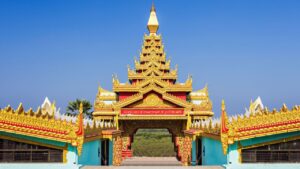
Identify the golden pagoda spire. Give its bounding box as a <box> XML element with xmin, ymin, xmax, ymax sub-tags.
<box><xmin>147</xmin><ymin>2</ymin><xmax>159</xmax><ymax>34</ymax></box>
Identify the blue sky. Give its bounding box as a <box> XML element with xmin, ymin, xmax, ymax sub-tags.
<box><xmin>0</xmin><ymin>0</ymin><xmax>300</xmax><ymax>117</ymax></box>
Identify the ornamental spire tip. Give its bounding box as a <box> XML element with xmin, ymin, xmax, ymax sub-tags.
<box><xmin>151</xmin><ymin>1</ymin><xmax>156</xmax><ymax>12</ymax></box>
<box><xmin>147</xmin><ymin>2</ymin><xmax>159</xmax><ymax>34</ymax></box>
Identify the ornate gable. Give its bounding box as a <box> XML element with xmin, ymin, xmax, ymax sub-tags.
<box><xmin>93</xmin><ymin>5</ymin><xmax>213</xmax><ymax>121</ymax></box>
<box><xmin>126</xmin><ymin>93</ymin><xmax>182</xmax><ymax>108</ymax></box>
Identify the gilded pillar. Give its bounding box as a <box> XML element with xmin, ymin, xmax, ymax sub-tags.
<box><xmin>181</xmin><ymin>135</ymin><xmax>192</xmax><ymax>166</ymax></box>
<box><xmin>175</xmin><ymin>135</ymin><xmax>184</xmax><ymax>160</ymax></box>
<box><xmin>113</xmin><ymin>136</ymin><xmax>123</xmax><ymax>166</ymax></box>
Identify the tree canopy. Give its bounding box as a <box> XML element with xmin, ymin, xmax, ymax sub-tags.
<box><xmin>66</xmin><ymin>99</ymin><xmax>93</xmax><ymax>119</ymax></box>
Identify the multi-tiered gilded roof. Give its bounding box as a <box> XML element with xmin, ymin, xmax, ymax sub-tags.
<box><xmin>93</xmin><ymin>5</ymin><xmax>213</xmax><ymax>122</ymax></box>
<box><xmin>0</xmin><ymin>98</ymin><xmax>117</xmax><ymax>156</ymax></box>
<box><xmin>220</xmin><ymin>100</ymin><xmax>300</xmax><ymax>154</ymax></box>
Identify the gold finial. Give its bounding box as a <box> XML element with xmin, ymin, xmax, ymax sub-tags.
<box><xmin>147</xmin><ymin>2</ymin><xmax>159</xmax><ymax>34</ymax></box>
<box><xmin>151</xmin><ymin>1</ymin><xmax>156</xmax><ymax>12</ymax></box>
<box><xmin>281</xmin><ymin>103</ymin><xmax>288</xmax><ymax>112</ymax></box>
<box><xmin>76</xmin><ymin>102</ymin><xmax>84</xmax><ymax>156</ymax></box>
<box><xmin>79</xmin><ymin>102</ymin><xmax>83</xmax><ymax>115</ymax></box>
<box><xmin>204</xmin><ymin>83</ymin><xmax>209</xmax><ymax>96</ymax></box>
<box><xmin>51</xmin><ymin>102</ymin><xmax>56</xmax><ymax>117</ymax></box>
<box><xmin>221</xmin><ymin>100</ymin><xmax>226</xmax><ymax>112</ymax></box>
<box><xmin>17</xmin><ymin>103</ymin><xmax>24</xmax><ymax>114</ymax></box>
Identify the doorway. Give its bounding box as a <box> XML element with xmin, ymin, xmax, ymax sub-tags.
<box><xmin>197</xmin><ymin>138</ymin><xmax>202</xmax><ymax>165</ymax></box>
<box><xmin>100</xmin><ymin>139</ymin><xmax>109</xmax><ymax>166</ymax></box>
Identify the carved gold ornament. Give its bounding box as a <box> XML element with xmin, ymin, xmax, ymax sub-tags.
<box><xmin>220</xmin><ymin>101</ymin><xmax>300</xmax><ymax>155</ymax></box>
<box><xmin>0</xmin><ymin>103</ymin><xmax>85</xmax><ymax>156</ymax></box>
<box><xmin>144</xmin><ymin>93</ymin><xmax>162</xmax><ymax>106</ymax></box>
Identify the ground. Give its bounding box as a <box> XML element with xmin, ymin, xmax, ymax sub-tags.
<box><xmin>121</xmin><ymin>157</ymin><xmax>181</xmax><ymax>166</ymax></box>
<box><xmin>81</xmin><ymin>157</ymin><xmax>224</xmax><ymax>169</ymax></box>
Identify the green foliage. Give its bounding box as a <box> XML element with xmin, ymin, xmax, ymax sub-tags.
<box><xmin>132</xmin><ymin>129</ymin><xmax>176</xmax><ymax>157</ymax></box>
<box><xmin>66</xmin><ymin>99</ymin><xmax>93</xmax><ymax>119</ymax></box>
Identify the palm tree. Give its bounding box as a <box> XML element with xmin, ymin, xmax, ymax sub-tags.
<box><xmin>66</xmin><ymin>99</ymin><xmax>93</xmax><ymax>119</ymax></box>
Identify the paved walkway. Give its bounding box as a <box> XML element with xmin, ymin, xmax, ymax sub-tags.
<box><xmin>81</xmin><ymin>157</ymin><xmax>224</xmax><ymax>169</ymax></box>
<box><xmin>121</xmin><ymin>157</ymin><xmax>182</xmax><ymax>166</ymax></box>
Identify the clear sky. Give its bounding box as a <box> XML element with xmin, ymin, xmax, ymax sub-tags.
<box><xmin>0</xmin><ymin>0</ymin><xmax>300</xmax><ymax>117</ymax></box>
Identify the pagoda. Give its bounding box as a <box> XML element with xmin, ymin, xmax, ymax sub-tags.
<box><xmin>93</xmin><ymin>4</ymin><xmax>213</xmax><ymax>165</ymax></box>
<box><xmin>94</xmin><ymin>4</ymin><xmax>213</xmax><ymax>123</ymax></box>
<box><xmin>1</xmin><ymin>3</ymin><xmax>300</xmax><ymax>168</ymax></box>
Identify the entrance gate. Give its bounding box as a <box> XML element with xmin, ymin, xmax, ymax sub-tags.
<box><xmin>120</xmin><ymin>120</ymin><xmax>185</xmax><ymax>161</ymax></box>
<box><xmin>93</xmin><ymin>4</ymin><xmax>214</xmax><ymax>166</ymax></box>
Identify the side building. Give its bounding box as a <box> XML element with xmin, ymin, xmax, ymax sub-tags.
<box><xmin>221</xmin><ymin>100</ymin><xmax>300</xmax><ymax>169</ymax></box>
<box><xmin>0</xmin><ymin>98</ymin><xmax>118</xmax><ymax>168</ymax></box>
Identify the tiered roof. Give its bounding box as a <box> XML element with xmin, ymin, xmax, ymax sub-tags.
<box><xmin>0</xmin><ymin>103</ymin><xmax>84</xmax><ymax>154</ymax></box>
<box><xmin>126</xmin><ymin>34</ymin><xmax>177</xmax><ymax>81</ymax></box>
<box><xmin>0</xmin><ymin>99</ymin><xmax>117</xmax><ymax>155</ymax></box>
<box><xmin>94</xmin><ymin>5</ymin><xmax>213</xmax><ymax>121</ymax></box>
<box><xmin>221</xmin><ymin>100</ymin><xmax>300</xmax><ymax>154</ymax></box>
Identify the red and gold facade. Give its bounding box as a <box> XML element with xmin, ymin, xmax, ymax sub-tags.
<box><xmin>2</xmin><ymin>4</ymin><xmax>299</xmax><ymax>168</ymax></box>
<box><xmin>0</xmin><ymin>100</ymin><xmax>117</xmax><ymax>166</ymax></box>
<box><xmin>93</xmin><ymin>5</ymin><xmax>213</xmax><ymax>166</ymax></box>
<box><xmin>0</xmin><ymin>103</ymin><xmax>84</xmax><ymax>156</ymax></box>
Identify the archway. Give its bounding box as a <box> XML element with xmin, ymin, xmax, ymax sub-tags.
<box><xmin>119</xmin><ymin>120</ymin><xmax>190</xmax><ymax>165</ymax></box>
<box><xmin>121</xmin><ymin>128</ymin><xmax>182</xmax><ymax>166</ymax></box>
<box><xmin>132</xmin><ymin>129</ymin><xmax>175</xmax><ymax>157</ymax></box>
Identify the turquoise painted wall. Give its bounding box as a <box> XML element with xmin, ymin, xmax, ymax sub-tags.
<box><xmin>78</xmin><ymin>140</ymin><xmax>101</xmax><ymax>165</ymax></box>
<box><xmin>0</xmin><ymin>131</ymin><xmax>79</xmax><ymax>168</ymax></box>
<box><xmin>227</xmin><ymin>142</ymin><xmax>239</xmax><ymax>165</ymax></box>
<box><xmin>228</xmin><ymin>131</ymin><xmax>300</xmax><ymax>165</ymax></box>
<box><xmin>67</xmin><ymin>144</ymin><xmax>78</xmax><ymax>165</ymax></box>
<box><xmin>226</xmin><ymin>131</ymin><xmax>300</xmax><ymax>169</ymax></box>
<box><xmin>240</xmin><ymin>131</ymin><xmax>300</xmax><ymax>148</ymax></box>
<box><xmin>202</xmin><ymin>137</ymin><xmax>227</xmax><ymax>165</ymax></box>
<box><xmin>0</xmin><ymin>131</ymin><xmax>66</xmax><ymax>147</ymax></box>
<box><xmin>108</xmin><ymin>140</ymin><xmax>113</xmax><ymax>165</ymax></box>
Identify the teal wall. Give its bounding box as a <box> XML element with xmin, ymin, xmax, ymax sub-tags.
<box><xmin>78</xmin><ymin>140</ymin><xmax>101</xmax><ymax>165</ymax></box>
<box><xmin>239</xmin><ymin>131</ymin><xmax>300</xmax><ymax>148</ymax></box>
<box><xmin>67</xmin><ymin>144</ymin><xmax>78</xmax><ymax>165</ymax></box>
<box><xmin>0</xmin><ymin>131</ymin><xmax>79</xmax><ymax>168</ymax></box>
<box><xmin>108</xmin><ymin>140</ymin><xmax>113</xmax><ymax>165</ymax></box>
<box><xmin>202</xmin><ymin>137</ymin><xmax>227</xmax><ymax>165</ymax></box>
<box><xmin>227</xmin><ymin>131</ymin><xmax>300</xmax><ymax>169</ymax></box>
<box><xmin>228</xmin><ymin>131</ymin><xmax>300</xmax><ymax>165</ymax></box>
<box><xmin>0</xmin><ymin>131</ymin><xmax>66</xmax><ymax>147</ymax></box>
<box><xmin>227</xmin><ymin>142</ymin><xmax>239</xmax><ymax>165</ymax></box>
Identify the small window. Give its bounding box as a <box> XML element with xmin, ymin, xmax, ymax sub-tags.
<box><xmin>0</xmin><ymin>139</ymin><xmax>63</xmax><ymax>163</ymax></box>
<box><xmin>241</xmin><ymin>139</ymin><xmax>300</xmax><ymax>163</ymax></box>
